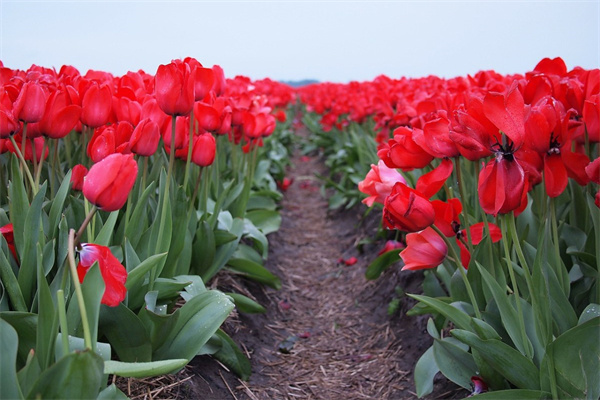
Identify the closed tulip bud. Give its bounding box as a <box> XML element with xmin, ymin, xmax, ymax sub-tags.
<box><xmin>400</xmin><ymin>227</ymin><xmax>447</xmax><ymax>271</ymax></box>
<box><xmin>87</xmin><ymin>125</ymin><xmax>116</xmax><ymax>163</ymax></box>
<box><xmin>81</xmin><ymin>82</ymin><xmax>112</xmax><ymax>128</ymax></box>
<box><xmin>82</xmin><ymin>153</ymin><xmax>138</xmax><ymax>212</ymax></box>
<box><xmin>155</xmin><ymin>61</ymin><xmax>194</xmax><ymax>116</ymax></box>
<box><xmin>191</xmin><ymin>132</ymin><xmax>216</xmax><ymax>166</ymax></box>
<box><xmin>128</xmin><ymin>118</ymin><xmax>160</xmax><ymax>156</ymax></box>
<box><xmin>70</xmin><ymin>164</ymin><xmax>88</xmax><ymax>191</ymax></box>
<box><xmin>13</xmin><ymin>81</ymin><xmax>47</xmax><ymax>123</ymax></box>
<box><xmin>77</xmin><ymin>243</ymin><xmax>127</xmax><ymax>307</ymax></box>
<box><xmin>383</xmin><ymin>183</ymin><xmax>435</xmax><ymax>233</ymax></box>
<box><xmin>37</xmin><ymin>88</ymin><xmax>81</xmax><ymax>139</ymax></box>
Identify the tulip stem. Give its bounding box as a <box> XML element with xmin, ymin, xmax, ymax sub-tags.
<box><xmin>34</xmin><ymin>139</ymin><xmax>48</xmax><ymax>195</ymax></box>
<box><xmin>68</xmin><ymin>229</ymin><xmax>93</xmax><ymax>350</ymax></box>
<box><xmin>8</xmin><ymin>135</ymin><xmax>36</xmax><ymax>192</ymax></box>
<box><xmin>57</xmin><ymin>289</ymin><xmax>70</xmax><ymax>356</ymax></box>
<box><xmin>500</xmin><ymin>215</ymin><xmax>532</xmax><ymax>359</ymax></box>
<box><xmin>74</xmin><ymin>205</ymin><xmax>98</xmax><ymax>249</ymax></box>
<box><xmin>188</xmin><ymin>167</ymin><xmax>204</xmax><ymax>217</ymax></box>
<box><xmin>183</xmin><ymin>110</ymin><xmax>195</xmax><ymax>189</ymax></box>
<box><xmin>431</xmin><ymin>224</ymin><xmax>482</xmax><ymax>319</ymax></box>
<box><xmin>454</xmin><ymin>157</ymin><xmax>473</xmax><ymax>256</ymax></box>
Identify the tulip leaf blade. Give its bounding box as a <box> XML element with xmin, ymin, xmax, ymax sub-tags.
<box><xmin>98</xmin><ymin>303</ymin><xmax>152</xmax><ymax>362</ymax></box>
<box><xmin>226</xmin><ymin>257</ymin><xmax>281</xmax><ymax>290</ymax></box>
<box><xmin>365</xmin><ymin>250</ymin><xmax>401</xmax><ymax>280</ymax></box>
<box><xmin>104</xmin><ymin>358</ymin><xmax>188</xmax><ymax>378</ymax></box>
<box><xmin>48</xmin><ymin>170</ymin><xmax>72</xmax><ymax>240</ymax></box>
<box><xmin>0</xmin><ymin>318</ymin><xmax>24</xmax><ymax>400</ymax></box>
<box><xmin>407</xmin><ymin>294</ymin><xmax>473</xmax><ymax>331</ymax></box>
<box><xmin>414</xmin><ymin>345</ymin><xmax>438</xmax><ymax>398</ymax></box>
<box><xmin>433</xmin><ymin>337</ymin><xmax>477</xmax><ymax>389</ymax></box>
<box><xmin>469</xmin><ymin>389</ymin><xmax>551</xmax><ymax>399</ymax></box>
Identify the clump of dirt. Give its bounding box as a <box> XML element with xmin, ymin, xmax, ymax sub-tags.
<box><xmin>121</xmin><ymin>126</ymin><xmax>467</xmax><ymax>399</ymax></box>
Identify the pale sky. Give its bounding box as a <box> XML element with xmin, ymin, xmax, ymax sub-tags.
<box><xmin>1</xmin><ymin>1</ymin><xmax>599</xmax><ymax>82</ymax></box>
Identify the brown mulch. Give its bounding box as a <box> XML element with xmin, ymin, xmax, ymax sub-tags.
<box><xmin>117</xmin><ymin>126</ymin><xmax>468</xmax><ymax>399</ymax></box>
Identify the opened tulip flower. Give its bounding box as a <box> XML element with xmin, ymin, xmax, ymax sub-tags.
<box><xmin>358</xmin><ymin>160</ymin><xmax>406</xmax><ymax>207</ymax></box>
<box><xmin>77</xmin><ymin>243</ymin><xmax>127</xmax><ymax>307</ymax></box>
<box><xmin>400</xmin><ymin>227</ymin><xmax>447</xmax><ymax>271</ymax></box>
<box><xmin>82</xmin><ymin>153</ymin><xmax>138</xmax><ymax>211</ymax></box>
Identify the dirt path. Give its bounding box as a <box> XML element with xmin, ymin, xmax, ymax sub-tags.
<box><xmin>184</xmin><ymin>127</ymin><xmax>467</xmax><ymax>399</ymax></box>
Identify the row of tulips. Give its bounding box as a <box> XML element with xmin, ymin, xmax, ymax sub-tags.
<box><xmin>300</xmin><ymin>57</ymin><xmax>599</xmax><ymax>399</ymax></box>
<box><xmin>0</xmin><ymin>59</ymin><xmax>296</xmax><ymax>398</ymax></box>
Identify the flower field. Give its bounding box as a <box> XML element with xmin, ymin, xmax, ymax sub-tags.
<box><xmin>0</xmin><ymin>56</ymin><xmax>598</xmax><ymax>399</ymax></box>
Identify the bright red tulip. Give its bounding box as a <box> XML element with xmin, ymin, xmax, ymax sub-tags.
<box><xmin>82</xmin><ymin>153</ymin><xmax>138</xmax><ymax>212</ymax></box>
<box><xmin>586</xmin><ymin>157</ymin><xmax>600</xmax><ymax>184</ymax></box>
<box><xmin>400</xmin><ymin>227</ymin><xmax>447</xmax><ymax>271</ymax></box>
<box><xmin>378</xmin><ymin>126</ymin><xmax>434</xmax><ymax>171</ymax></box>
<box><xmin>383</xmin><ymin>183</ymin><xmax>435</xmax><ymax>232</ymax></box>
<box><xmin>154</xmin><ymin>61</ymin><xmax>194</xmax><ymax>116</ymax></box>
<box><xmin>211</xmin><ymin>65</ymin><xmax>226</xmax><ymax>97</ymax></box>
<box><xmin>431</xmin><ymin>198</ymin><xmax>462</xmax><ymax>238</ymax></box>
<box><xmin>77</xmin><ymin>243</ymin><xmax>127</xmax><ymax>307</ymax></box>
<box><xmin>88</xmin><ymin>125</ymin><xmax>116</xmax><ymax>163</ymax></box>
<box><xmin>415</xmin><ymin>158</ymin><xmax>454</xmax><ymax>199</ymax></box>
<box><xmin>194</xmin><ymin>102</ymin><xmax>221</xmax><ymax>132</ymax></box>
<box><xmin>0</xmin><ymin>88</ymin><xmax>20</xmax><ymax>138</ymax></box>
<box><xmin>0</xmin><ymin>223</ymin><xmax>18</xmax><ymax>262</ymax></box>
<box><xmin>5</xmin><ymin>134</ymin><xmax>48</xmax><ymax>162</ymax></box>
<box><xmin>191</xmin><ymin>132</ymin><xmax>216</xmax><ymax>166</ymax></box>
<box><xmin>478</xmin><ymin>154</ymin><xmax>527</xmax><ymax>216</ymax></box>
<box><xmin>81</xmin><ymin>82</ymin><xmax>112</xmax><ymax>128</ymax></box>
<box><xmin>34</xmin><ymin>87</ymin><xmax>81</xmax><ymax>139</ymax></box>
<box><xmin>13</xmin><ymin>81</ymin><xmax>47</xmax><ymax>123</ymax></box>
<box><xmin>70</xmin><ymin>164</ymin><xmax>88</xmax><ymax>191</ymax></box>
<box><xmin>378</xmin><ymin>240</ymin><xmax>405</xmax><ymax>256</ymax></box>
<box><xmin>358</xmin><ymin>160</ymin><xmax>406</xmax><ymax>207</ymax></box>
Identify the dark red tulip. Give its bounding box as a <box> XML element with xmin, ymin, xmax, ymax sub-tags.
<box><xmin>70</xmin><ymin>164</ymin><xmax>88</xmax><ymax>191</ymax></box>
<box><xmin>77</xmin><ymin>243</ymin><xmax>127</xmax><ymax>307</ymax></box>
<box><xmin>478</xmin><ymin>154</ymin><xmax>527</xmax><ymax>216</ymax></box>
<box><xmin>82</xmin><ymin>153</ymin><xmax>138</xmax><ymax>212</ymax></box>
<box><xmin>383</xmin><ymin>183</ymin><xmax>435</xmax><ymax>233</ymax></box>
<box><xmin>0</xmin><ymin>88</ymin><xmax>20</xmax><ymax>138</ymax></box>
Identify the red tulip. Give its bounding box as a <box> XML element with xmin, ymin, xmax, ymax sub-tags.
<box><xmin>431</xmin><ymin>198</ymin><xmax>462</xmax><ymax>238</ymax></box>
<box><xmin>88</xmin><ymin>125</ymin><xmax>116</xmax><ymax>163</ymax></box>
<box><xmin>82</xmin><ymin>153</ymin><xmax>138</xmax><ymax>211</ymax></box>
<box><xmin>127</xmin><ymin>118</ymin><xmax>160</xmax><ymax>156</ymax></box>
<box><xmin>400</xmin><ymin>227</ymin><xmax>447</xmax><ymax>271</ymax></box>
<box><xmin>13</xmin><ymin>81</ymin><xmax>47</xmax><ymax>123</ymax></box>
<box><xmin>70</xmin><ymin>164</ymin><xmax>88</xmax><ymax>191</ymax></box>
<box><xmin>415</xmin><ymin>158</ymin><xmax>454</xmax><ymax>199</ymax></box>
<box><xmin>211</xmin><ymin>65</ymin><xmax>226</xmax><ymax>97</ymax></box>
<box><xmin>586</xmin><ymin>157</ymin><xmax>600</xmax><ymax>184</ymax></box>
<box><xmin>377</xmin><ymin>240</ymin><xmax>405</xmax><ymax>256</ymax></box>
<box><xmin>0</xmin><ymin>223</ymin><xmax>18</xmax><ymax>262</ymax></box>
<box><xmin>358</xmin><ymin>160</ymin><xmax>406</xmax><ymax>207</ymax></box>
<box><xmin>191</xmin><ymin>132</ymin><xmax>216</xmax><ymax>167</ymax></box>
<box><xmin>383</xmin><ymin>183</ymin><xmax>435</xmax><ymax>233</ymax></box>
<box><xmin>378</xmin><ymin>126</ymin><xmax>434</xmax><ymax>171</ymax></box>
<box><xmin>77</xmin><ymin>243</ymin><xmax>127</xmax><ymax>307</ymax></box>
<box><xmin>81</xmin><ymin>82</ymin><xmax>112</xmax><ymax>128</ymax></box>
<box><xmin>194</xmin><ymin>102</ymin><xmax>221</xmax><ymax>132</ymax></box>
<box><xmin>277</xmin><ymin>177</ymin><xmax>293</xmax><ymax>191</ymax></box>
<box><xmin>478</xmin><ymin>154</ymin><xmax>527</xmax><ymax>216</ymax></box>
<box><xmin>0</xmin><ymin>88</ymin><xmax>20</xmax><ymax>138</ymax></box>
<box><xmin>5</xmin><ymin>134</ymin><xmax>48</xmax><ymax>162</ymax></box>
<box><xmin>154</xmin><ymin>61</ymin><xmax>194</xmax><ymax>116</ymax></box>
<box><xmin>34</xmin><ymin>87</ymin><xmax>81</xmax><ymax>139</ymax></box>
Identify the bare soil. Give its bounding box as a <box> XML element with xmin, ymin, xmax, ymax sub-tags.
<box><xmin>117</xmin><ymin>127</ymin><xmax>468</xmax><ymax>399</ymax></box>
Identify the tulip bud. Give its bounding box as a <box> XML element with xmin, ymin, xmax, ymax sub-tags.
<box><xmin>191</xmin><ymin>132</ymin><xmax>216</xmax><ymax>167</ymax></box>
<box><xmin>70</xmin><ymin>164</ymin><xmax>88</xmax><ymax>191</ymax></box>
<box><xmin>83</xmin><ymin>153</ymin><xmax>138</xmax><ymax>212</ymax></box>
<box><xmin>77</xmin><ymin>243</ymin><xmax>127</xmax><ymax>307</ymax></box>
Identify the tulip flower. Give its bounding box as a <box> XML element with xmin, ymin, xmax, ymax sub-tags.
<box><xmin>194</xmin><ymin>102</ymin><xmax>221</xmax><ymax>132</ymax></box>
<box><xmin>127</xmin><ymin>118</ymin><xmax>160</xmax><ymax>156</ymax></box>
<box><xmin>191</xmin><ymin>132</ymin><xmax>216</xmax><ymax>167</ymax></box>
<box><xmin>80</xmin><ymin>82</ymin><xmax>112</xmax><ymax>128</ymax></box>
<box><xmin>77</xmin><ymin>243</ymin><xmax>127</xmax><ymax>307</ymax></box>
<box><xmin>0</xmin><ymin>223</ymin><xmax>18</xmax><ymax>262</ymax></box>
<box><xmin>82</xmin><ymin>153</ymin><xmax>138</xmax><ymax>212</ymax></box>
<box><xmin>5</xmin><ymin>134</ymin><xmax>48</xmax><ymax>162</ymax></box>
<box><xmin>70</xmin><ymin>164</ymin><xmax>88</xmax><ymax>191</ymax></box>
<box><xmin>415</xmin><ymin>158</ymin><xmax>454</xmax><ymax>199</ymax></box>
<box><xmin>34</xmin><ymin>87</ymin><xmax>81</xmax><ymax>139</ymax></box>
<box><xmin>383</xmin><ymin>183</ymin><xmax>435</xmax><ymax>232</ymax></box>
<box><xmin>358</xmin><ymin>160</ymin><xmax>406</xmax><ymax>207</ymax></box>
<box><xmin>377</xmin><ymin>240</ymin><xmax>405</xmax><ymax>256</ymax></box>
<box><xmin>400</xmin><ymin>227</ymin><xmax>447</xmax><ymax>271</ymax></box>
<box><xmin>13</xmin><ymin>81</ymin><xmax>47</xmax><ymax>123</ymax></box>
<box><xmin>154</xmin><ymin>61</ymin><xmax>194</xmax><ymax>116</ymax></box>
<box><xmin>0</xmin><ymin>89</ymin><xmax>20</xmax><ymax>138</ymax></box>
<box><xmin>378</xmin><ymin>126</ymin><xmax>434</xmax><ymax>171</ymax></box>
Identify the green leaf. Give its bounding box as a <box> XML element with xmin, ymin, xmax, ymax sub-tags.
<box><xmin>17</xmin><ymin>182</ymin><xmax>47</xmax><ymax>308</ymax></box>
<box><xmin>104</xmin><ymin>359</ymin><xmax>188</xmax><ymax>378</ymax></box>
<box><xmin>243</xmin><ymin>218</ymin><xmax>269</xmax><ymax>258</ymax></box>
<box><xmin>94</xmin><ymin>210</ymin><xmax>119</xmax><ymax>246</ymax></box>
<box><xmin>97</xmin><ymin>384</ymin><xmax>129</xmax><ymax>400</ymax></box>
<box><xmin>578</xmin><ymin>303</ymin><xmax>600</xmax><ymax>325</ymax></box>
<box><xmin>474</xmin><ymin>261</ymin><xmax>533</xmax><ymax>358</ymax></box>
<box><xmin>48</xmin><ymin>170</ymin><xmax>72</xmax><ymax>240</ymax></box>
<box><xmin>0</xmin><ymin>312</ymin><xmax>37</xmax><ymax>367</ymax></box>
<box><xmin>152</xmin><ymin>290</ymin><xmax>234</xmax><ymax>361</ymax></box>
<box><xmin>433</xmin><ymin>338</ymin><xmax>477</xmax><ymax>389</ymax></box>
<box><xmin>226</xmin><ymin>257</ymin><xmax>281</xmax><ymax>289</ymax></box>
<box><xmin>0</xmin><ymin>248</ymin><xmax>27</xmax><ymax>311</ymax></box>
<box><xmin>35</xmin><ymin>250</ymin><xmax>58</xmax><ymax>370</ymax></box>
<box><xmin>8</xmin><ymin>155</ymin><xmax>28</xmax><ymax>259</ymax></box>
<box><xmin>53</xmin><ymin>334</ymin><xmax>112</xmax><ymax>362</ymax></box>
<box><xmin>98</xmin><ymin>303</ymin><xmax>152</xmax><ymax>362</ymax></box>
<box><xmin>451</xmin><ymin>329</ymin><xmax>540</xmax><ymax>390</ymax></box>
<box><xmin>0</xmin><ymin>318</ymin><xmax>24</xmax><ymax>399</ymax></box>
<box><xmin>226</xmin><ymin>292</ymin><xmax>266</xmax><ymax>313</ymax></box>
<box><xmin>162</xmin><ymin>186</ymin><xmax>190</xmax><ymax>278</ymax></box>
<box><xmin>125</xmin><ymin>252</ymin><xmax>168</xmax><ymax>291</ymax></box>
<box><xmin>470</xmin><ymin>389</ymin><xmax>551</xmax><ymax>399</ymax></box>
<box><xmin>211</xmin><ymin>329</ymin><xmax>252</xmax><ymax>380</ymax></box>
<box><xmin>540</xmin><ymin>317</ymin><xmax>600</xmax><ymax>399</ymax></box>
<box><xmin>365</xmin><ymin>250</ymin><xmax>400</xmax><ymax>280</ymax></box>
<box><xmin>414</xmin><ymin>345</ymin><xmax>438</xmax><ymax>398</ymax></box>
<box><xmin>191</xmin><ymin>220</ymin><xmax>216</xmax><ymax>276</ymax></box>
<box><xmin>407</xmin><ymin>294</ymin><xmax>473</xmax><ymax>330</ymax></box>
<box><xmin>245</xmin><ymin>209</ymin><xmax>281</xmax><ymax>235</ymax></box>
<box><xmin>25</xmin><ymin>350</ymin><xmax>104</xmax><ymax>400</ymax></box>
<box><xmin>199</xmin><ymin>218</ymin><xmax>244</xmax><ymax>282</ymax></box>
<box><xmin>125</xmin><ymin>181</ymin><xmax>156</xmax><ymax>249</ymax></box>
